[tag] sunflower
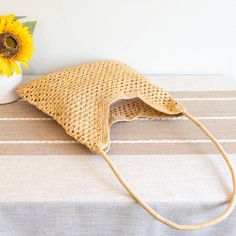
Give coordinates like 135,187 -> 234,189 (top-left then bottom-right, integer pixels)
0,14 -> 34,76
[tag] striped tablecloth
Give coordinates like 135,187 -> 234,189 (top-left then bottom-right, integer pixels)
0,87 -> 236,235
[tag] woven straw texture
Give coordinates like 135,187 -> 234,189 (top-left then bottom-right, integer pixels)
17,60 -> 184,154
16,60 -> 236,230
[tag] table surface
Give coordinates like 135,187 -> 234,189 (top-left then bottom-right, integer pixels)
0,75 -> 236,236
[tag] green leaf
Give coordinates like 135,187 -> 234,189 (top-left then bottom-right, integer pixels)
23,21 -> 37,35
15,16 -> 27,20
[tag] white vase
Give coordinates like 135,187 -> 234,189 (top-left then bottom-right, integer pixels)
0,65 -> 23,104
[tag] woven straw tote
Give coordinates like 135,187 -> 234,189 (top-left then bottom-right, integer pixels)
17,60 -> 236,230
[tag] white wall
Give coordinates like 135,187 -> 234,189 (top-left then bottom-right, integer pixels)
1,0 -> 236,79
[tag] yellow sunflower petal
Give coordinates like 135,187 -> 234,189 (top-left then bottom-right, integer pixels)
20,61 -> 29,69
2,60 -> 13,77
0,57 -> 9,76
6,60 -> 14,77
11,61 -> 21,74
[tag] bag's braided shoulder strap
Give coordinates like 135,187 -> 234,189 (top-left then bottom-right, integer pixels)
99,111 -> 236,231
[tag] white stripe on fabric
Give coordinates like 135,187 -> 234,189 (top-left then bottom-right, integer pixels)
0,116 -> 236,121
176,97 -> 236,101
0,139 -> 236,144
0,118 -> 52,121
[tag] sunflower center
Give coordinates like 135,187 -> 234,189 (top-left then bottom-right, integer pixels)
0,33 -> 19,58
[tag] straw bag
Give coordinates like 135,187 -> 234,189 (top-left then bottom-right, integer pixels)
17,60 -> 236,230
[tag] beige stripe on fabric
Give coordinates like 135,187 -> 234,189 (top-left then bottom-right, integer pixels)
1,98 -> 236,118
0,120 -> 235,141
0,101 -> 48,118
0,91 -> 235,155
0,143 -> 236,155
